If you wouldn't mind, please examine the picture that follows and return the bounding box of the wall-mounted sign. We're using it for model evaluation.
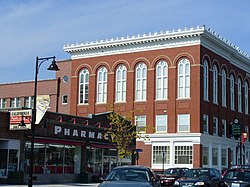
[9,109,32,130]
[231,118,241,139]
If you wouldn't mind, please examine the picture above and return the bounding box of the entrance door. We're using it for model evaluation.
[103,156,117,176]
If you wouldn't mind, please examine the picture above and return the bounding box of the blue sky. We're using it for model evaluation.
[1,0,250,83]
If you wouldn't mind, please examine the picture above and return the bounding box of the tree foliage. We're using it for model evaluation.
[106,105,149,159]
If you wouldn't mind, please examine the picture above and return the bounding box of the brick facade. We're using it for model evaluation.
[1,26,250,172]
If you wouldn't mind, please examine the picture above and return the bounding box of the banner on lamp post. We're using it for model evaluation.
[35,95,50,124]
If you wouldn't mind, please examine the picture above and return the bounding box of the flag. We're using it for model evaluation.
[35,95,50,124]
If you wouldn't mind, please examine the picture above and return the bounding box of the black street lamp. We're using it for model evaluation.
[28,56,59,187]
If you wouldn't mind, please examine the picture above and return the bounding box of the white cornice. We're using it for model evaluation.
[63,26,204,59]
[63,25,250,73]
[201,29,250,73]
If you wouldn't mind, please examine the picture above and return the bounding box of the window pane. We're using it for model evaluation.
[175,146,193,164]
[153,146,170,164]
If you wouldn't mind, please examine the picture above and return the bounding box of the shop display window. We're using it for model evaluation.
[87,148,102,175]
[0,150,8,178]
[8,149,18,172]
[25,142,76,174]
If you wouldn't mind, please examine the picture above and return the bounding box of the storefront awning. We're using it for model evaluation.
[32,137,86,146]
[89,143,116,149]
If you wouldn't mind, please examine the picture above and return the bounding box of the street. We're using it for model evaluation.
[0,183,99,187]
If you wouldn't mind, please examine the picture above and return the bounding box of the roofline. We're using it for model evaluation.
[63,25,250,62]
[0,78,57,86]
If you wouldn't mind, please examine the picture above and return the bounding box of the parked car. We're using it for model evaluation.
[158,167,189,186]
[173,168,221,187]
[220,165,250,187]
[98,165,161,187]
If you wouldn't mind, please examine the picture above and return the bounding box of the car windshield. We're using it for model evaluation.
[184,169,209,178]
[223,170,250,182]
[164,169,179,175]
[105,168,150,182]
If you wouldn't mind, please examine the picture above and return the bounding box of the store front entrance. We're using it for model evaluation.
[103,156,118,176]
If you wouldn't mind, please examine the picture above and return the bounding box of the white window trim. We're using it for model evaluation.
[115,65,127,102]
[62,95,68,105]
[213,117,218,135]
[24,96,33,108]
[238,78,242,113]
[213,65,218,104]
[245,81,249,114]
[135,115,146,133]
[10,97,20,108]
[222,69,227,107]
[174,144,193,165]
[151,143,171,169]
[0,99,3,108]
[79,69,89,104]
[222,119,227,137]
[203,60,209,101]
[178,59,190,99]
[230,75,235,110]
[135,63,147,101]
[203,114,209,134]
[155,115,167,133]
[177,114,190,132]
[156,61,168,100]
[96,67,108,103]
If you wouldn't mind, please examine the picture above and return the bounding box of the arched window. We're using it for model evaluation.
[213,65,218,104]
[156,60,168,100]
[203,60,209,101]
[79,68,89,104]
[178,58,190,98]
[238,78,242,113]
[115,64,127,102]
[245,81,249,114]
[96,66,107,103]
[135,63,147,101]
[221,69,227,107]
[230,75,235,110]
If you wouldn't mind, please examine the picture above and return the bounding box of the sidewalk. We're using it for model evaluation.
[0,183,99,187]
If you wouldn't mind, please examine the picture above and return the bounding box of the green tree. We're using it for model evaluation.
[106,105,149,161]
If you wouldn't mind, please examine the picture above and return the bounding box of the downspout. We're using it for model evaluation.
[56,77,61,113]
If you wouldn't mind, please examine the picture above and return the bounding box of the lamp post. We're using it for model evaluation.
[28,56,59,187]
[162,152,165,173]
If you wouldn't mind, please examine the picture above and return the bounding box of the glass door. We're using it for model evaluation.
[103,156,118,176]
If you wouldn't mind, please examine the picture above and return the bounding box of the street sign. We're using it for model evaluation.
[135,149,143,153]
[231,118,241,139]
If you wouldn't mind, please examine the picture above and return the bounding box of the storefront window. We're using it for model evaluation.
[33,143,46,174]
[8,150,18,172]
[0,149,8,178]
[64,145,75,174]
[25,142,77,174]
[87,147,121,177]
[94,149,102,174]
[46,144,64,174]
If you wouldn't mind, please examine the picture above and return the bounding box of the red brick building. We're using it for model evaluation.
[61,26,250,172]
[1,26,250,176]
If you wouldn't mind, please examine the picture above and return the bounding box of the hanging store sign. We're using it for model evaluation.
[9,109,32,130]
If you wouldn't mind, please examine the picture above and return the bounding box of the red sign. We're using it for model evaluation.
[242,132,248,144]
[10,110,32,130]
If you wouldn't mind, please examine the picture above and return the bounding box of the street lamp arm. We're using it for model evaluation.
[37,56,56,73]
